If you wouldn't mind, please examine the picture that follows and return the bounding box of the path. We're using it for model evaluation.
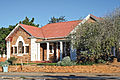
[0,72,120,80]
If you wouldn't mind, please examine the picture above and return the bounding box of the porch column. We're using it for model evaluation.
[37,43,40,61]
[17,46,18,54]
[47,42,49,60]
[60,41,63,61]
[56,42,59,60]
[7,40,11,59]
[24,46,25,54]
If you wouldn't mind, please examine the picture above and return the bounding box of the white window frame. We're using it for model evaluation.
[12,36,29,56]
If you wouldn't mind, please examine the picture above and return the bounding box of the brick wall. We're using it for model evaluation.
[0,64,119,73]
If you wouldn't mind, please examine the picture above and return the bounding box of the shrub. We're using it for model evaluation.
[0,61,10,67]
[77,51,95,64]
[7,57,17,65]
[56,56,76,66]
[97,59,106,63]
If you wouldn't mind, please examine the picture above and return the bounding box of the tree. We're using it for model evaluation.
[48,16,66,24]
[19,17,39,27]
[69,8,120,64]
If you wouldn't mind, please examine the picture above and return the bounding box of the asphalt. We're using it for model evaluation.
[0,72,120,80]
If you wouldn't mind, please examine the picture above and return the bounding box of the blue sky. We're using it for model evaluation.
[0,0,120,28]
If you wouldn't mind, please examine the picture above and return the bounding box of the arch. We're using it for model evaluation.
[15,36,25,46]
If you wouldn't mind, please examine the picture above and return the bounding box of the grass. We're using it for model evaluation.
[37,63,57,66]
[14,63,57,66]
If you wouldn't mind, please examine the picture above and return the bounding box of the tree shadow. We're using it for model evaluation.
[42,75,119,80]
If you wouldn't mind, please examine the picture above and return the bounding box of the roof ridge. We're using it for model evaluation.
[19,23,41,29]
[46,20,82,25]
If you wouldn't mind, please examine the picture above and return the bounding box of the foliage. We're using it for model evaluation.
[57,56,76,66]
[0,61,10,67]
[19,17,39,27]
[48,16,66,24]
[69,8,120,63]
[97,59,106,63]
[7,57,17,65]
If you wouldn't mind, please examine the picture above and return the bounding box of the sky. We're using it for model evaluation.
[0,0,120,28]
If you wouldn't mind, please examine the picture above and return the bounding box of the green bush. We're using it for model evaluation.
[7,57,17,65]
[57,56,76,66]
[0,61,10,67]
[97,59,106,63]
[78,61,95,65]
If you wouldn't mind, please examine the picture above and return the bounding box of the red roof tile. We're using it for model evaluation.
[19,20,82,38]
[41,20,82,38]
[19,24,44,38]
[90,14,102,20]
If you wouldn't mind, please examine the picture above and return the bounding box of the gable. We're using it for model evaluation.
[11,27,31,45]
[5,24,32,41]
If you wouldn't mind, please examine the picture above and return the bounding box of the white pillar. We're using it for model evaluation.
[24,46,25,54]
[60,41,63,61]
[17,46,18,54]
[7,40,10,59]
[56,42,59,60]
[47,42,49,60]
[37,43,40,61]
[31,38,37,61]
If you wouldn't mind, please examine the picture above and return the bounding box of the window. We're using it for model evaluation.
[11,47,13,54]
[49,44,54,53]
[22,46,24,53]
[26,46,29,53]
[15,47,17,53]
[50,45,52,53]
[18,41,23,53]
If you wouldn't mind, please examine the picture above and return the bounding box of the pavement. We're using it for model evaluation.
[0,72,120,80]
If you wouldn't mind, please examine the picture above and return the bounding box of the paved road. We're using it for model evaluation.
[0,72,120,80]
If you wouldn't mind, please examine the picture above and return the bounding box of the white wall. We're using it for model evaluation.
[31,38,40,61]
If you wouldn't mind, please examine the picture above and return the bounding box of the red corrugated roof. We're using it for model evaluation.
[19,20,82,38]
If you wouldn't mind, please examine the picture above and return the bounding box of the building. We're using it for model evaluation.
[5,14,101,63]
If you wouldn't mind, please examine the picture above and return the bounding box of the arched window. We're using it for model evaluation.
[18,41,24,54]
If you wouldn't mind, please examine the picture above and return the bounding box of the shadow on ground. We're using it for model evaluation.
[43,75,120,80]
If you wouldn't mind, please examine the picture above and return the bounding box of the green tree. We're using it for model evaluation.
[19,17,39,27]
[48,16,66,24]
[69,8,120,64]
